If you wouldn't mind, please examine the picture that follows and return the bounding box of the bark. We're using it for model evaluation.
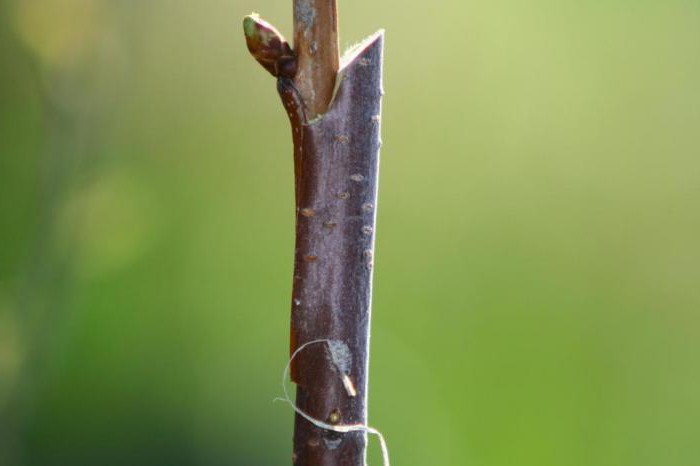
[289,33,383,466]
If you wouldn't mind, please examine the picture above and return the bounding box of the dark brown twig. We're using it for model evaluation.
[243,9,384,466]
[292,0,339,118]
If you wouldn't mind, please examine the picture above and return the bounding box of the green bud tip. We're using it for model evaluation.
[243,14,259,38]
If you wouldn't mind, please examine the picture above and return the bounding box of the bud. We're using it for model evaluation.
[243,14,296,79]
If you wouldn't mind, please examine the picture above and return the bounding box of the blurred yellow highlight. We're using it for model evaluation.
[15,0,105,70]
[56,170,160,279]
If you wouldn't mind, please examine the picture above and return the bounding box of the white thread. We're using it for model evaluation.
[274,339,390,466]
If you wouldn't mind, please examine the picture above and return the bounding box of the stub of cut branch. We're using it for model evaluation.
[289,32,384,466]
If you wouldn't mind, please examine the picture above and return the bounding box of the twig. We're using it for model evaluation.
[243,7,384,466]
[292,0,339,118]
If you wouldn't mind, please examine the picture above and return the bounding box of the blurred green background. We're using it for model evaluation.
[1,0,699,465]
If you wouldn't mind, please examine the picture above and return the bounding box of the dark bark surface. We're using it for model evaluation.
[289,33,384,466]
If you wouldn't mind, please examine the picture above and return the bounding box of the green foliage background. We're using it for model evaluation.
[1,0,699,465]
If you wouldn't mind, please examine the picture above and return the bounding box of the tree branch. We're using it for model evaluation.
[243,7,384,466]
